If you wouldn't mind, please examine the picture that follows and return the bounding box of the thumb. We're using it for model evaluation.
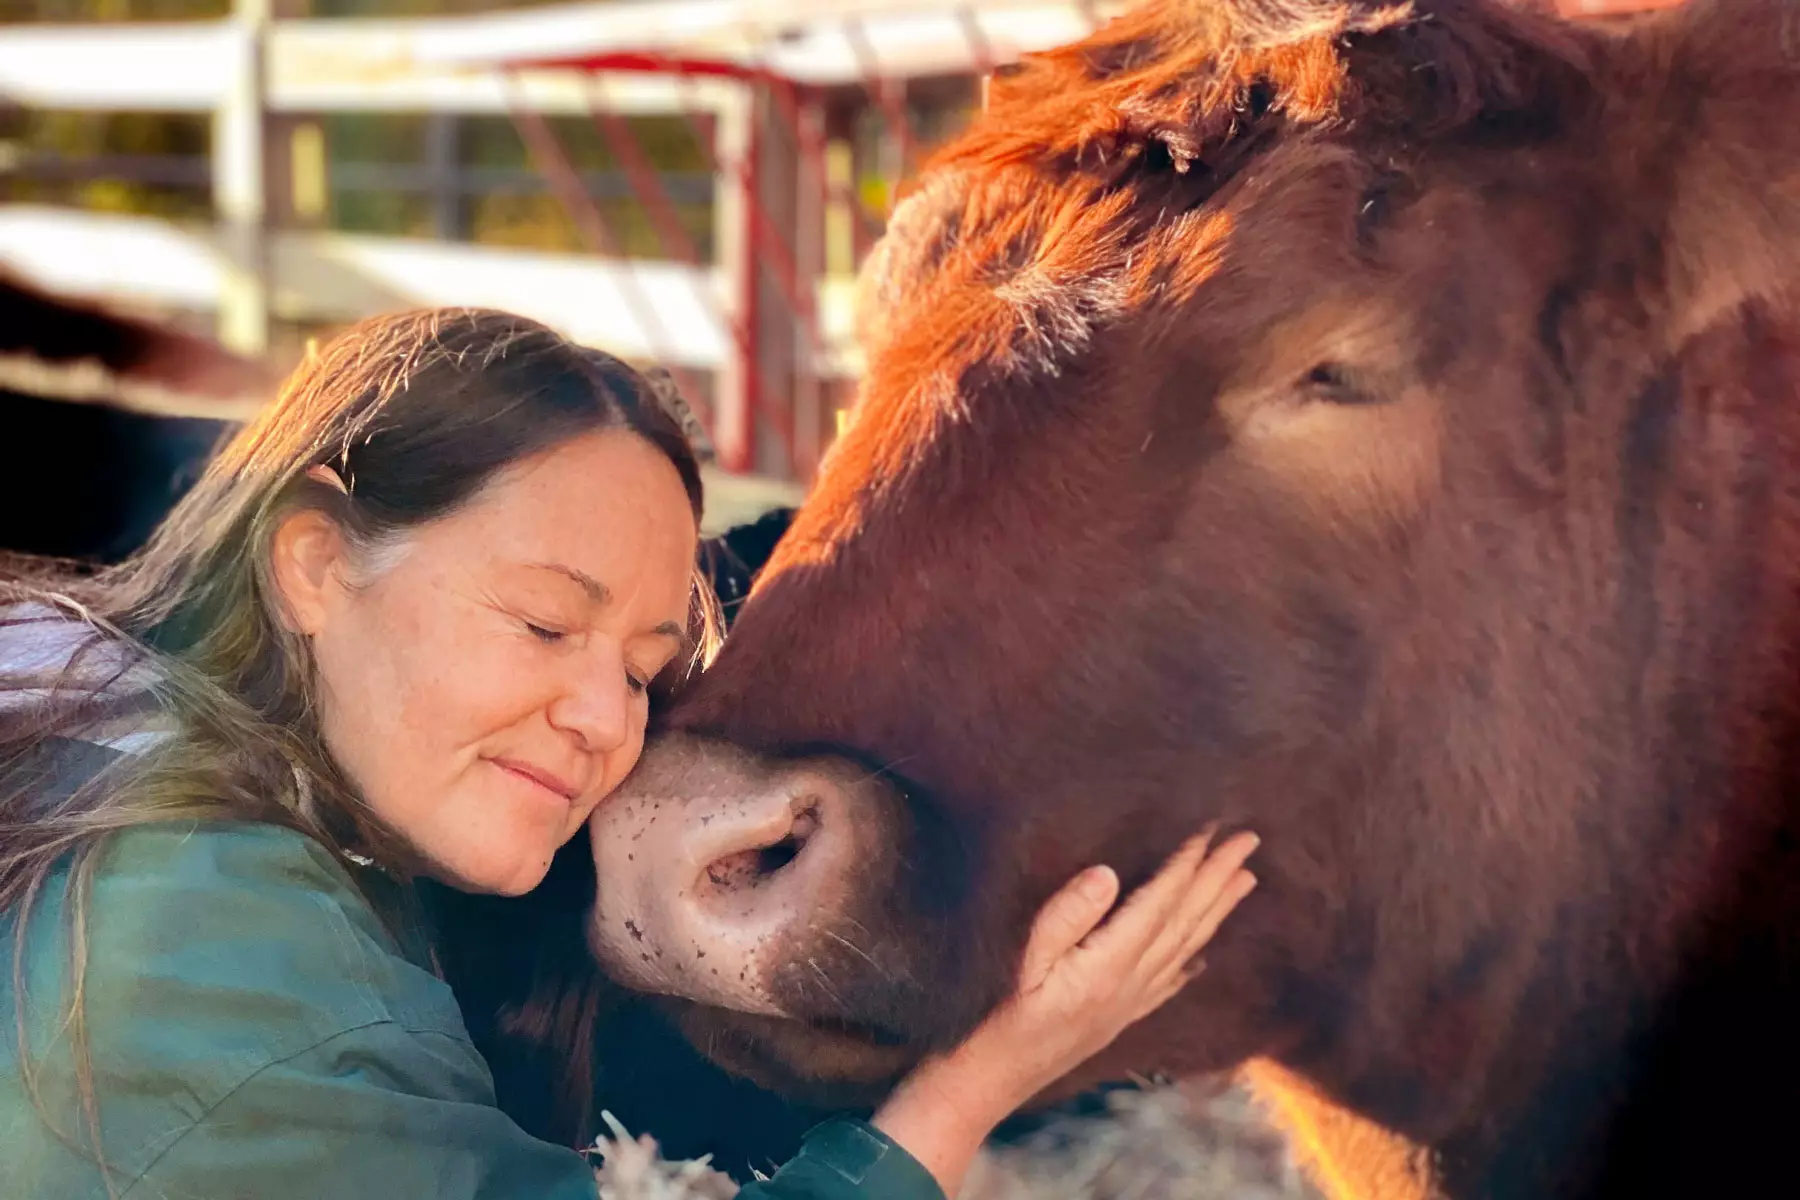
[1017,866,1120,992]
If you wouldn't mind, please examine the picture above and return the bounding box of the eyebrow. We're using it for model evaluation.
[527,562,692,650]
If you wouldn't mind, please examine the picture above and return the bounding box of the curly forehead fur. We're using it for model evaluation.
[857,0,1595,392]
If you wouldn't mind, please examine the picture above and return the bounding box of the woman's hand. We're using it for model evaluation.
[870,829,1260,1196]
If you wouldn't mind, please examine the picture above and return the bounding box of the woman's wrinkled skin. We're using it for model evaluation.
[272,430,697,896]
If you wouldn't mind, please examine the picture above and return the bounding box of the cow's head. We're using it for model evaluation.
[588,0,1800,1128]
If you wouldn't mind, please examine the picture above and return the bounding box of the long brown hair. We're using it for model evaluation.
[0,306,719,1179]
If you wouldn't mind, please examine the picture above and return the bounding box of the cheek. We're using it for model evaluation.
[316,586,493,780]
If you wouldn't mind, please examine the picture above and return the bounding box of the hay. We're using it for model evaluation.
[589,1112,739,1200]
[587,1082,1323,1199]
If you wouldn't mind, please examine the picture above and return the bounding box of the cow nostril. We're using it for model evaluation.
[705,839,800,888]
[703,805,821,891]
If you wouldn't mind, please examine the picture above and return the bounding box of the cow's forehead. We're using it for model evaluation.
[860,143,1456,414]
[860,0,1605,325]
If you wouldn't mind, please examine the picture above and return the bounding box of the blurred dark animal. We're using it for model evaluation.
[0,274,261,563]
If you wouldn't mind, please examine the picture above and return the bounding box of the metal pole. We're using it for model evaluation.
[505,82,713,423]
[583,78,787,472]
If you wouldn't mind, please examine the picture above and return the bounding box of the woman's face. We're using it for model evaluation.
[277,429,698,895]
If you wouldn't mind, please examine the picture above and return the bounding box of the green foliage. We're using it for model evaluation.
[319,113,431,165]
[0,0,228,21]
[0,109,213,221]
[458,114,709,174]
[465,193,712,258]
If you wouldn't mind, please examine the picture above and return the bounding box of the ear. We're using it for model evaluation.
[270,505,350,638]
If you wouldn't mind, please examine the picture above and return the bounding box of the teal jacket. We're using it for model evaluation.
[0,816,943,1200]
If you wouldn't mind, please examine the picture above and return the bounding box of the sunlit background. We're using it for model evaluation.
[0,0,1676,525]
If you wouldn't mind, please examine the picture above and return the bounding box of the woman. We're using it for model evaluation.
[0,309,1259,1200]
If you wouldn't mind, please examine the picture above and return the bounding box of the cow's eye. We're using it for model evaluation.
[1302,362,1381,405]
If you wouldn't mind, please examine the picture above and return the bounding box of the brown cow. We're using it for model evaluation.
[586,1,1800,1196]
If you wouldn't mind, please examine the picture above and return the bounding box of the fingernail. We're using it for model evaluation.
[1079,866,1116,900]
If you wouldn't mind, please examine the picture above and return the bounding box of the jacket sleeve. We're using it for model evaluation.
[124,1018,600,1200]
[736,1119,946,1200]
[132,1051,944,1200]
[1,821,602,1200]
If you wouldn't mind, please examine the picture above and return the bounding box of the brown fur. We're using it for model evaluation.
[630,1,1800,1195]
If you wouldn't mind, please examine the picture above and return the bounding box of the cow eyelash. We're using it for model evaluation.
[1302,362,1381,405]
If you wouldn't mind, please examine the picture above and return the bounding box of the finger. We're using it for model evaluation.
[1101,830,1254,975]
[1170,869,1257,970]
[1137,834,1267,978]
[1168,835,1260,943]
[1133,955,1209,1022]
[1017,865,1120,992]
[1063,832,1222,982]
[1189,832,1261,901]
[1099,829,1219,935]
[1126,969,1193,1024]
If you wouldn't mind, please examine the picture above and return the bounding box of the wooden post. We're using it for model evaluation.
[741,78,824,480]
[749,81,792,480]
[425,112,464,241]
[214,0,272,356]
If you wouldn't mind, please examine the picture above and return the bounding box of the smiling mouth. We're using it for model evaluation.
[489,757,580,802]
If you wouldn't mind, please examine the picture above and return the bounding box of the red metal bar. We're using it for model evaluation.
[761,76,884,251]
[671,90,816,344]
[582,89,794,473]
[596,54,832,477]
[955,5,998,77]
[652,66,848,472]
[781,77,830,476]
[841,16,922,185]
[524,6,1080,476]
[504,82,715,439]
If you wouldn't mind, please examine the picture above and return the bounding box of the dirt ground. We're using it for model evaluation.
[589,1080,1324,1200]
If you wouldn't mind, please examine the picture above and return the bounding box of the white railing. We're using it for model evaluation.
[0,205,856,372]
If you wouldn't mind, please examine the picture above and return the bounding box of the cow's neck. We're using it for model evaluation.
[1287,304,1800,1197]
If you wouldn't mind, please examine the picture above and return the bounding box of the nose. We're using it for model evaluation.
[587,737,867,1016]
[547,649,632,754]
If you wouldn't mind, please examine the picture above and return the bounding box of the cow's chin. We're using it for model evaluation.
[668,1000,921,1109]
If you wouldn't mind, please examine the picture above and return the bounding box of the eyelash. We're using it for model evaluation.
[524,621,565,644]
[524,620,651,695]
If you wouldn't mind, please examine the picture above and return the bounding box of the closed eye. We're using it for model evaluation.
[524,620,566,644]
[1302,362,1382,405]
